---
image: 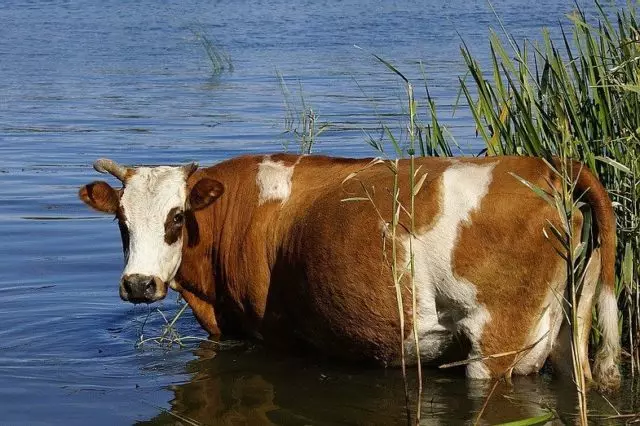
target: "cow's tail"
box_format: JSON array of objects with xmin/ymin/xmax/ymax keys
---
[{"xmin": 570, "ymin": 162, "xmax": 621, "ymax": 391}]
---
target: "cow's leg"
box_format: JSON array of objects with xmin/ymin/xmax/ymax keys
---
[
  {"xmin": 460, "ymin": 308, "xmax": 525, "ymax": 380},
  {"xmin": 575, "ymin": 249, "xmax": 600, "ymax": 384},
  {"xmin": 550, "ymin": 248, "xmax": 600, "ymax": 385},
  {"xmin": 179, "ymin": 288, "xmax": 221, "ymax": 337},
  {"xmin": 462, "ymin": 256, "xmax": 594, "ymax": 382},
  {"xmin": 458, "ymin": 307, "xmax": 493, "ymax": 379}
]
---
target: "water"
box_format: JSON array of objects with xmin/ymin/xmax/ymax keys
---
[{"xmin": 1, "ymin": 0, "xmax": 637, "ymax": 424}]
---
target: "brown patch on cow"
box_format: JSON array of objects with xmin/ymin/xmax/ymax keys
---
[
  {"xmin": 268, "ymin": 153, "xmax": 303, "ymax": 167},
  {"xmin": 78, "ymin": 180, "xmax": 120, "ymax": 213},
  {"xmin": 123, "ymin": 168, "xmax": 137, "ymax": 181},
  {"xmin": 115, "ymin": 206, "xmax": 130, "ymax": 258},
  {"xmin": 180, "ymin": 287, "xmax": 221, "ymax": 336},
  {"xmin": 164, "ymin": 206, "xmax": 184, "ymax": 245}
]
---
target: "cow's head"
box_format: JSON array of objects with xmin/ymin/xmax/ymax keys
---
[{"xmin": 79, "ymin": 159, "xmax": 223, "ymax": 303}]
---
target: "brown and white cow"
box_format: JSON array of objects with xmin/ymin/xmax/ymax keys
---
[{"xmin": 79, "ymin": 154, "xmax": 621, "ymax": 390}]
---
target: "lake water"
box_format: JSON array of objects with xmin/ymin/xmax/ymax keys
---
[{"xmin": 1, "ymin": 0, "xmax": 636, "ymax": 424}]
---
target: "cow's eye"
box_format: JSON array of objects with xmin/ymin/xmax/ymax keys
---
[{"xmin": 173, "ymin": 212, "xmax": 184, "ymax": 225}]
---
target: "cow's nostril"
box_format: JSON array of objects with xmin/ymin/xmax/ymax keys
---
[
  {"xmin": 123, "ymin": 279, "xmax": 133, "ymax": 295},
  {"xmin": 145, "ymin": 280, "xmax": 155, "ymax": 293}
]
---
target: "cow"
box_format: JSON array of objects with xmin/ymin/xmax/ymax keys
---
[{"xmin": 79, "ymin": 154, "xmax": 621, "ymax": 391}]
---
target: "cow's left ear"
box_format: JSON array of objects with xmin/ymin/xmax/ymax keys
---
[
  {"xmin": 189, "ymin": 178, "xmax": 224, "ymax": 211},
  {"xmin": 79, "ymin": 180, "xmax": 120, "ymax": 214}
]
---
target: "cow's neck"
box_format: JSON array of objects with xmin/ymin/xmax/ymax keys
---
[{"xmin": 176, "ymin": 162, "xmax": 283, "ymax": 335}]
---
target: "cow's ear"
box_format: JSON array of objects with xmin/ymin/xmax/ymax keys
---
[
  {"xmin": 189, "ymin": 178, "xmax": 224, "ymax": 211},
  {"xmin": 79, "ymin": 181, "xmax": 120, "ymax": 214}
]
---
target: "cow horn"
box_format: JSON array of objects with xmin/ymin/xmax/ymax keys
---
[
  {"xmin": 93, "ymin": 158, "xmax": 129, "ymax": 182},
  {"xmin": 183, "ymin": 162, "xmax": 199, "ymax": 178}
]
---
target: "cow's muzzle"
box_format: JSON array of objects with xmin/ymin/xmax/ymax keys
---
[{"xmin": 120, "ymin": 274, "xmax": 166, "ymax": 304}]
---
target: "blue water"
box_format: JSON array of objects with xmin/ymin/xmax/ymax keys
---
[{"xmin": 0, "ymin": 0, "xmax": 635, "ymax": 424}]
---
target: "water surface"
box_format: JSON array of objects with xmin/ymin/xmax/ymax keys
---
[{"xmin": 1, "ymin": 0, "xmax": 636, "ymax": 424}]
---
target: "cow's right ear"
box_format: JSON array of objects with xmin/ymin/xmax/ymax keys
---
[
  {"xmin": 189, "ymin": 178, "xmax": 224, "ymax": 211},
  {"xmin": 79, "ymin": 181, "xmax": 120, "ymax": 214}
]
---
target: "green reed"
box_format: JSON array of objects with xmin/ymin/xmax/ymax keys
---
[
  {"xmin": 363, "ymin": 1, "xmax": 637, "ymax": 422},
  {"xmin": 192, "ymin": 30, "xmax": 233, "ymax": 76},
  {"xmin": 457, "ymin": 1, "xmax": 639, "ymax": 374},
  {"xmin": 277, "ymin": 71, "xmax": 329, "ymax": 154}
]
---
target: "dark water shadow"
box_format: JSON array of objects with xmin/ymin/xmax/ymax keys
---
[{"xmin": 134, "ymin": 341, "xmax": 638, "ymax": 425}]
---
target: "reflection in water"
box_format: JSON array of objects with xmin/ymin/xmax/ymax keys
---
[
  {"xmin": 163, "ymin": 374, "xmax": 279, "ymax": 425},
  {"xmin": 138, "ymin": 342, "xmax": 621, "ymax": 425}
]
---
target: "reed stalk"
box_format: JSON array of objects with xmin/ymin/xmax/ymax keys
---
[
  {"xmin": 371, "ymin": 53, "xmax": 427, "ymax": 425},
  {"xmin": 388, "ymin": 158, "xmax": 412, "ymax": 423},
  {"xmin": 277, "ymin": 71, "xmax": 329, "ymax": 154},
  {"xmin": 407, "ymin": 81, "xmax": 423, "ymax": 424}
]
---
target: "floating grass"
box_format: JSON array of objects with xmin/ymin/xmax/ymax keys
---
[{"xmin": 135, "ymin": 300, "xmax": 208, "ymax": 349}]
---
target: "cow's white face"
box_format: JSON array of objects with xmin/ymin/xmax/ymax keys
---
[
  {"xmin": 79, "ymin": 159, "xmax": 223, "ymax": 304},
  {"xmin": 118, "ymin": 166, "xmax": 191, "ymax": 302}
]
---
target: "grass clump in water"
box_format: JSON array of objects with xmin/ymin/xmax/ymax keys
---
[
  {"xmin": 277, "ymin": 70, "xmax": 330, "ymax": 154},
  {"xmin": 192, "ymin": 29, "xmax": 233, "ymax": 76},
  {"xmin": 135, "ymin": 299, "xmax": 208, "ymax": 349}
]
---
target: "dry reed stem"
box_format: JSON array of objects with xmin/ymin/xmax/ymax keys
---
[
  {"xmin": 473, "ymin": 379, "xmax": 502, "ymax": 426},
  {"xmin": 438, "ymin": 331, "xmax": 550, "ymax": 370},
  {"xmin": 407, "ymin": 82, "xmax": 423, "ymax": 425}
]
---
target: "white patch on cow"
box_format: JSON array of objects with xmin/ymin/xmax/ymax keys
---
[
  {"xmin": 598, "ymin": 290, "xmax": 620, "ymax": 356},
  {"xmin": 595, "ymin": 288, "xmax": 621, "ymax": 387},
  {"xmin": 120, "ymin": 166, "xmax": 188, "ymax": 283},
  {"xmin": 256, "ymin": 156, "xmax": 296, "ymax": 206},
  {"xmin": 401, "ymin": 162, "xmax": 496, "ymax": 379}
]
